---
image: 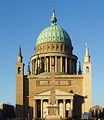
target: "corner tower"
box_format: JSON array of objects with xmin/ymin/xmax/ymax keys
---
[
  {"xmin": 83, "ymin": 43, "xmax": 92, "ymax": 114},
  {"xmin": 16, "ymin": 44, "xmax": 24, "ymax": 118}
]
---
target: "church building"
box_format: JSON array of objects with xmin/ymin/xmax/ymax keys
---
[{"xmin": 16, "ymin": 8, "xmax": 92, "ymax": 119}]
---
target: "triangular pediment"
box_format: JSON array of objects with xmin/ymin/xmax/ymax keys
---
[
  {"xmin": 34, "ymin": 89, "xmax": 74, "ymax": 96},
  {"xmin": 91, "ymin": 105, "xmax": 104, "ymax": 110}
]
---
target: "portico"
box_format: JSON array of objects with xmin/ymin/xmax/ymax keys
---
[{"xmin": 32, "ymin": 89, "xmax": 74, "ymax": 119}]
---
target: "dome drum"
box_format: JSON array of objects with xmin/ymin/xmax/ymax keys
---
[{"xmin": 35, "ymin": 42, "xmax": 73, "ymax": 55}]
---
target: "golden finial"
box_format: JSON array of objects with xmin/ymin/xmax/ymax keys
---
[
  {"xmin": 51, "ymin": 6, "xmax": 57, "ymax": 24},
  {"xmin": 19, "ymin": 44, "xmax": 22, "ymax": 56}
]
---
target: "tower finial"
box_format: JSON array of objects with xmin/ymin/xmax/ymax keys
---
[
  {"xmin": 17, "ymin": 44, "xmax": 23, "ymax": 63},
  {"xmin": 19, "ymin": 44, "xmax": 22, "ymax": 57},
  {"xmin": 84, "ymin": 42, "xmax": 90, "ymax": 62},
  {"xmin": 27, "ymin": 62, "xmax": 31, "ymax": 75},
  {"xmin": 78, "ymin": 61, "xmax": 82, "ymax": 74},
  {"xmin": 51, "ymin": 6, "xmax": 57, "ymax": 24},
  {"xmin": 85, "ymin": 42, "xmax": 89, "ymax": 56}
]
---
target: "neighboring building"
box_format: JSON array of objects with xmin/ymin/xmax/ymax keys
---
[
  {"xmin": 16, "ymin": 8, "xmax": 92, "ymax": 119},
  {"xmin": 90, "ymin": 105, "xmax": 104, "ymax": 119},
  {"xmin": 0, "ymin": 103, "xmax": 15, "ymax": 119}
]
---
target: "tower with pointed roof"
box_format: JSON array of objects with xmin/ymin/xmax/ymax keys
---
[
  {"xmin": 16, "ymin": 8, "xmax": 92, "ymax": 119},
  {"xmin": 83, "ymin": 43, "xmax": 92, "ymax": 115},
  {"xmin": 16, "ymin": 44, "xmax": 24, "ymax": 118}
]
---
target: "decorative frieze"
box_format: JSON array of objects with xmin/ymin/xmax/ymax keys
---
[{"xmin": 36, "ymin": 80, "xmax": 71, "ymax": 86}]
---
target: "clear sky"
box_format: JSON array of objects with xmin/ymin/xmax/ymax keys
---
[{"xmin": 0, "ymin": 0, "xmax": 104, "ymax": 107}]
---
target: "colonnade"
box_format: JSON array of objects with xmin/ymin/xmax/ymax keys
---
[
  {"xmin": 31, "ymin": 56, "xmax": 77, "ymax": 75},
  {"xmin": 91, "ymin": 109, "xmax": 104, "ymax": 118},
  {"xmin": 33, "ymin": 99, "xmax": 73, "ymax": 119}
]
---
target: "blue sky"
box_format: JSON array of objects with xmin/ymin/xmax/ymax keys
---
[{"xmin": 0, "ymin": 0, "xmax": 104, "ymax": 107}]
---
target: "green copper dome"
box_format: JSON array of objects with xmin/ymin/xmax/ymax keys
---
[
  {"xmin": 36, "ymin": 24, "xmax": 72, "ymax": 46},
  {"xmin": 36, "ymin": 7, "xmax": 72, "ymax": 46}
]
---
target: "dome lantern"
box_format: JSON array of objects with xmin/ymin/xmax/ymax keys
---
[{"xmin": 51, "ymin": 6, "xmax": 57, "ymax": 24}]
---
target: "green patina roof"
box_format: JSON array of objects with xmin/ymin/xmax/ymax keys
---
[
  {"xmin": 36, "ymin": 24, "xmax": 72, "ymax": 46},
  {"xmin": 36, "ymin": 7, "xmax": 72, "ymax": 46}
]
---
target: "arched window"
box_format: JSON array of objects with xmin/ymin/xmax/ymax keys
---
[
  {"xmin": 61, "ymin": 45, "xmax": 63, "ymax": 51},
  {"xmin": 56, "ymin": 44, "xmax": 59, "ymax": 50},
  {"xmin": 18, "ymin": 67, "xmax": 21, "ymax": 74},
  {"xmin": 86, "ymin": 67, "xmax": 89, "ymax": 73}
]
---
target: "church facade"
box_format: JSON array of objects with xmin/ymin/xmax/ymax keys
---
[{"xmin": 16, "ymin": 8, "xmax": 92, "ymax": 119}]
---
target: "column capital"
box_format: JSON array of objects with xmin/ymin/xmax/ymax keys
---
[
  {"xmin": 71, "ymin": 99, "xmax": 74, "ymax": 101},
  {"xmin": 33, "ymin": 98, "xmax": 36, "ymax": 100},
  {"xmin": 63, "ymin": 99, "xmax": 66, "ymax": 101}
]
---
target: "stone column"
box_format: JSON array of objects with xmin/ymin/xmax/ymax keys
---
[
  {"xmin": 38, "ymin": 59, "xmax": 40, "ymax": 74},
  {"xmin": 36, "ymin": 59, "xmax": 38, "ymax": 74},
  {"xmin": 63, "ymin": 99, "xmax": 66, "ymax": 118},
  {"xmin": 70, "ymin": 99, "xmax": 73, "ymax": 118},
  {"xmin": 33, "ymin": 99, "xmax": 36, "ymax": 119},
  {"xmin": 55, "ymin": 56, "xmax": 57, "ymax": 72},
  {"xmin": 44, "ymin": 57, "xmax": 46, "ymax": 72},
  {"xmin": 45, "ymin": 57, "xmax": 47, "ymax": 72},
  {"xmin": 69, "ymin": 58, "xmax": 71, "ymax": 74},
  {"xmin": 46, "ymin": 57, "xmax": 49, "ymax": 72},
  {"xmin": 31, "ymin": 60, "xmax": 33, "ymax": 74},
  {"xmin": 50, "ymin": 56, "xmax": 52, "ymax": 72},
  {"xmin": 34, "ymin": 59, "xmax": 36, "ymax": 74},
  {"xmin": 40, "ymin": 57, "xmax": 42, "ymax": 73},
  {"xmin": 32, "ymin": 60, "xmax": 34, "ymax": 74},
  {"xmin": 41, "ymin": 99, "xmax": 43, "ymax": 119},
  {"xmin": 60, "ymin": 56, "xmax": 62, "ymax": 72},
  {"xmin": 35, "ymin": 60, "xmax": 37, "ymax": 74},
  {"xmin": 65, "ymin": 57, "xmax": 67, "ymax": 73}
]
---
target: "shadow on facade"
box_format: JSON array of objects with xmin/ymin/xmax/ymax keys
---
[
  {"xmin": 73, "ymin": 94, "xmax": 84, "ymax": 119},
  {"xmin": 16, "ymin": 104, "xmax": 33, "ymax": 119},
  {"xmin": 0, "ymin": 104, "xmax": 15, "ymax": 120}
]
